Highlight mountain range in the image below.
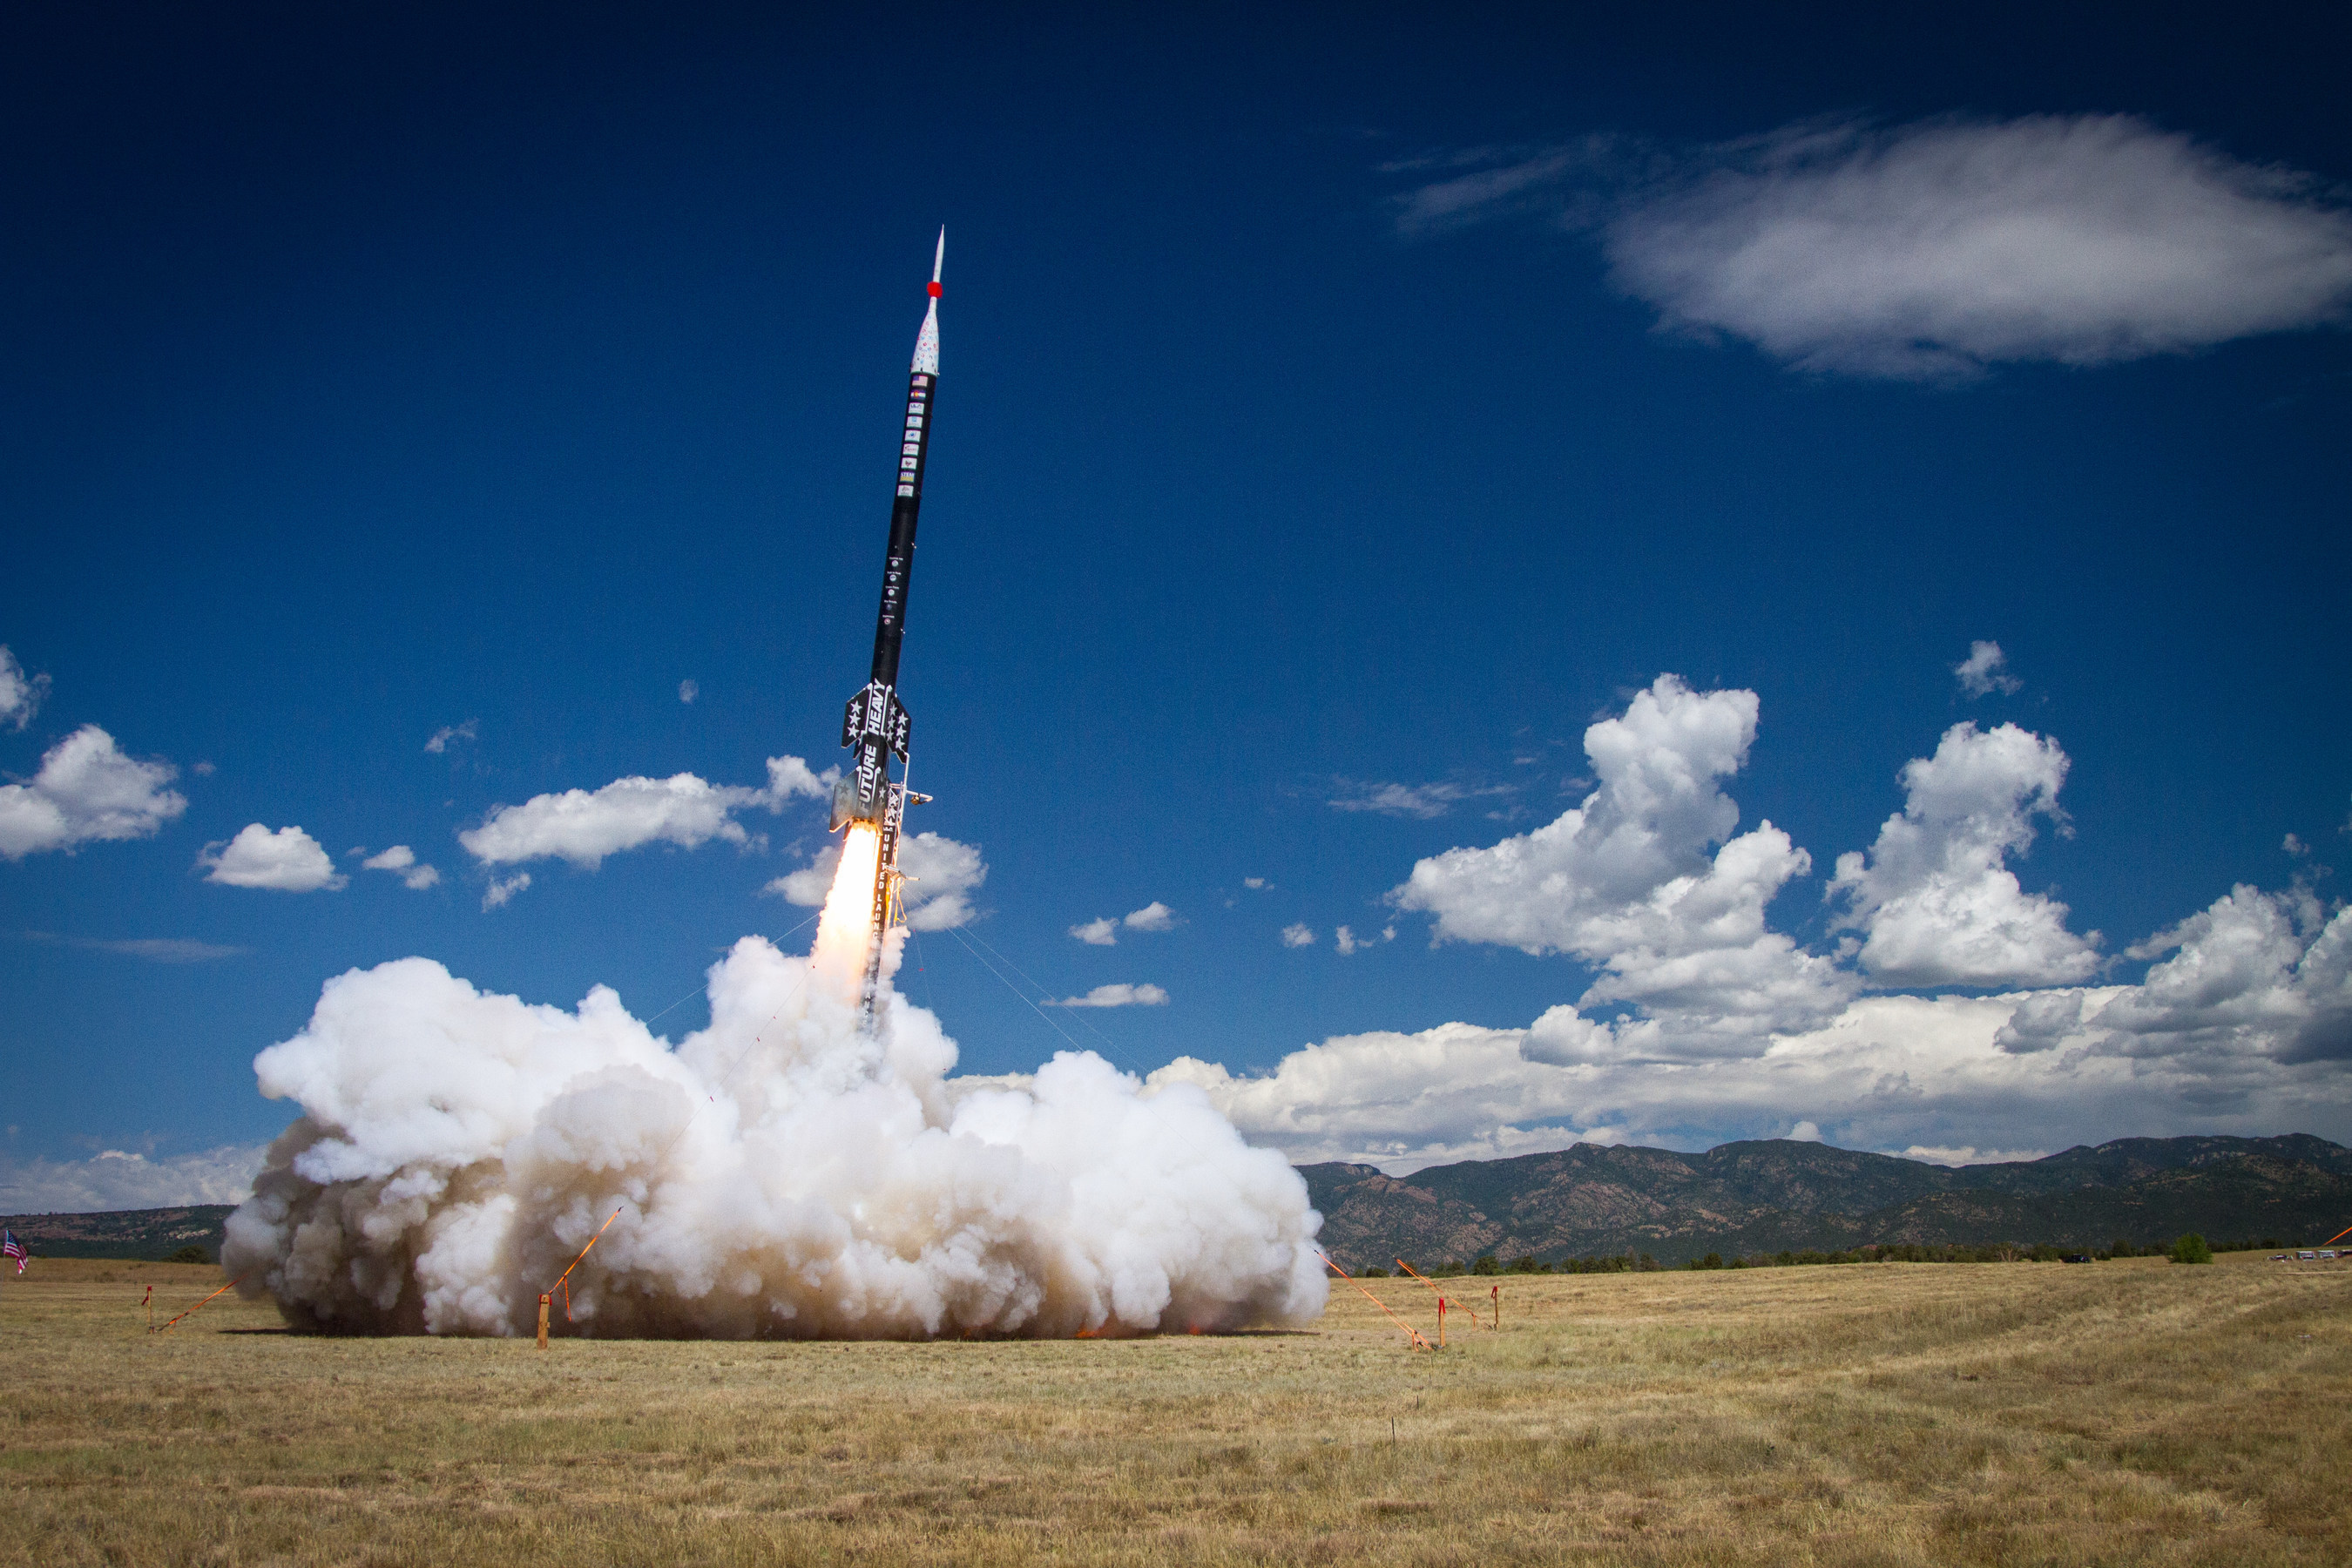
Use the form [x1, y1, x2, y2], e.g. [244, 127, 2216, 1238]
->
[9, 1134, 2349, 1273]
[1302, 1134, 2352, 1269]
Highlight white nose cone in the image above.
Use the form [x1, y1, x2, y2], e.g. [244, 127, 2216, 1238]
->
[912, 226, 943, 375]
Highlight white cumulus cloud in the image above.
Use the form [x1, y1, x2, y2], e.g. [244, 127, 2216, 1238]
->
[460, 756, 834, 871]
[1053, 983, 1170, 1009]
[1281, 923, 1316, 949]
[764, 830, 986, 932]
[1153, 966, 2352, 1173]
[0, 645, 52, 732]
[199, 824, 346, 892]
[1829, 722, 2100, 988]
[1403, 114, 2352, 379]
[0, 726, 187, 861]
[1394, 675, 1849, 1060]
[362, 844, 442, 890]
[1997, 884, 2352, 1067]
[0, 1143, 269, 1212]
[1071, 901, 1179, 944]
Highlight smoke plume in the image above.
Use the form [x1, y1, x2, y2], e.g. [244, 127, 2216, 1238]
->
[222, 860, 1326, 1338]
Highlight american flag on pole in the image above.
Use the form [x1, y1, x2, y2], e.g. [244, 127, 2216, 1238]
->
[2, 1230, 25, 1275]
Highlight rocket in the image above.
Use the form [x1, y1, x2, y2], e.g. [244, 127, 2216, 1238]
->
[833, 227, 943, 834]
[832, 230, 943, 1014]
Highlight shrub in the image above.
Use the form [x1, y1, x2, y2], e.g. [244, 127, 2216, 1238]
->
[2169, 1233, 2213, 1266]
[1507, 1254, 1544, 1274]
[1359, 1267, 1387, 1279]
[1471, 1254, 1501, 1276]
[163, 1245, 210, 1266]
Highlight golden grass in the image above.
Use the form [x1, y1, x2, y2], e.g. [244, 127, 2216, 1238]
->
[4, 1252, 2349, 1565]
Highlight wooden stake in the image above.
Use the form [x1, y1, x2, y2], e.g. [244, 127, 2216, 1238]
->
[1492, 1283, 1501, 1329]
[537, 1294, 551, 1349]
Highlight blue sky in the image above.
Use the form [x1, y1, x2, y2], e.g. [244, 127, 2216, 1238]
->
[5, 3, 2350, 1206]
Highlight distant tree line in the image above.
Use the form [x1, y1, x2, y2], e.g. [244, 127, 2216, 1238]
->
[1359, 1232, 2259, 1277]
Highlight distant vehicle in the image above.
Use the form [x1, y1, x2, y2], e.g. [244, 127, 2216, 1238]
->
[2060, 1254, 2092, 1264]
[2297, 1251, 2317, 1260]
[2272, 1254, 2291, 1261]
[2321, 1250, 2340, 1260]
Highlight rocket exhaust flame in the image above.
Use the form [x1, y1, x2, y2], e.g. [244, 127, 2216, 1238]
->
[814, 822, 885, 995]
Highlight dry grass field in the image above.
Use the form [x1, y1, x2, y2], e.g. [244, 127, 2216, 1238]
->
[4, 1253, 2349, 1565]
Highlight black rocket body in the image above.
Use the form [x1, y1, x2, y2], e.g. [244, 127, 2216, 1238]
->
[831, 234, 943, 836]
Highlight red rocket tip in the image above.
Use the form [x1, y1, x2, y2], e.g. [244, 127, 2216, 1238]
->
[927, 281, 943, 298]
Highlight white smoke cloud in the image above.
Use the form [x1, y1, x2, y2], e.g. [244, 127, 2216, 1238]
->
[1829, 722, 2100, 988]
[460, 757, 835, 871]
[0, 1143, 268, 1212]
[1954, 640, 2021, 697]
[0, 725, 188, 861]
[1052, 983, 1170, 1009]
[222, 921, 1321, 1338]
[0, 645, 51, 732]
[1402, 114, 2352, 379]
[362, 844, 441, 890]
[767, 831, 986, 932]
[199, 824, 347, 892]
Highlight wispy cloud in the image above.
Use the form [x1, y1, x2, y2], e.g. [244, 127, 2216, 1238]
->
[1328, 780, 1511, 820]
[1397, 114, 2352, 379]
[21, 932, 248, 963]
[424, 719, 477, 754]
[1050, 983, 1170, 1009]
